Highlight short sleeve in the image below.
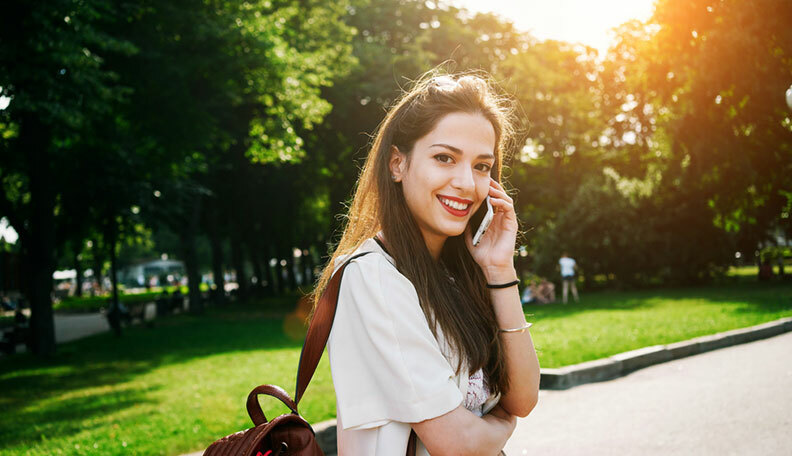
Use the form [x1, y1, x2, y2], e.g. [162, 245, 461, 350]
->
[328, 253, 463, 431]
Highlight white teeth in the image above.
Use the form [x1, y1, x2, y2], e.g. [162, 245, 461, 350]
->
[440, 197, 470, 211]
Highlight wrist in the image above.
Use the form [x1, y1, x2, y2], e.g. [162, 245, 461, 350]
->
[483, 265, 518, 284]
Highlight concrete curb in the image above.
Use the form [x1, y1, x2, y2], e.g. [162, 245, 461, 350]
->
[540, 316, 792, 389]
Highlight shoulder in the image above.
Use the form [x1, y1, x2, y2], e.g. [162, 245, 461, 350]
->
[333, 238, 404, 286]
[331, 241, 425, 332]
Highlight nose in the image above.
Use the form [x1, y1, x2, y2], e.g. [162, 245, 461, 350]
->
[450, 164, 476, 195]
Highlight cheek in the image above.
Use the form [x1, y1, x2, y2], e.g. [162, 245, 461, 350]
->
[476, 176, 490, 199]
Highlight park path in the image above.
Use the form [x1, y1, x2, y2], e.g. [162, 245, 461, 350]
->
[2, 308, 110, 345]
[54, 312, 110, 343]
[53, 301, 161, 344]
[5, 305, 157, 349]
[504, 330, 792, 455]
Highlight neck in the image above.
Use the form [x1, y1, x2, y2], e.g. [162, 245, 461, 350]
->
[421, 231, 446, 262]
[379, 231, 445, 261]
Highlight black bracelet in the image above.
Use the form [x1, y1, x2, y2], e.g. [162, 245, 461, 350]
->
[486, 279, 520, 289]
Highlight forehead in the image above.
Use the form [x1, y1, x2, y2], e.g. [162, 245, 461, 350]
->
[415, 112, 496, 157]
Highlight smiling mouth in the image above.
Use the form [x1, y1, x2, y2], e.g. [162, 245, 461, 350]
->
[437, 195, 472, 216]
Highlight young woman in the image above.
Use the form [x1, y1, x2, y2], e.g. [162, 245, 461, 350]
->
[314, 72, 541, 455]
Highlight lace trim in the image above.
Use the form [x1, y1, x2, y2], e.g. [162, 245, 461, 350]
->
[464, 368, 490, 412]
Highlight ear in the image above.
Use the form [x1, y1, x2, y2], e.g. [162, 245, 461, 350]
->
[389, 145, 407, 182]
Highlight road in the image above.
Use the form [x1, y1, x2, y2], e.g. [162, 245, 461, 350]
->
[504, 331, 792, 455]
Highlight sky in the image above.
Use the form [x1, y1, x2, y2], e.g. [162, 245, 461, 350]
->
[451, 0, 657, 55]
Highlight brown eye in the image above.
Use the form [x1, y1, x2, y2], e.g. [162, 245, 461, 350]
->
[476, 163, 492, 172]
[434, 154, 452, 163]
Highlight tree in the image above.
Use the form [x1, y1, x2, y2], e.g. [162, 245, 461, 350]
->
[0, 0, 135, 354]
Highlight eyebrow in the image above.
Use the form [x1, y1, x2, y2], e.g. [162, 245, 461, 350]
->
[430, 143, 495, 160]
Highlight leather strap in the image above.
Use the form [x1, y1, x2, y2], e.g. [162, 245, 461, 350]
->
[247, 384, 299, 426]
[294, 251, 374, 405]
[292, 248, 418, 456]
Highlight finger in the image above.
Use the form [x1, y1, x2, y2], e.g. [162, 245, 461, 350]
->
[489, 179, 514, 203]
[489, 178, 507, 192]
[488, 196, 515, 215]
[488, 185, 513, 204]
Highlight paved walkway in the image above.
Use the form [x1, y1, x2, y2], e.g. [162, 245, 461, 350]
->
[54, 312, 110, 343]
[3, 302, 160, 350]
[504, 331, 792, 455]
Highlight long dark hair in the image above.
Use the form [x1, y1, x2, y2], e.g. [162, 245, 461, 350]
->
[314, 70, 516, 397]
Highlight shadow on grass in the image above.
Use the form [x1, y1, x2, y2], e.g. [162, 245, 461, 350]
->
[0, 383, 158, 448]
[0, 300, 305, 450]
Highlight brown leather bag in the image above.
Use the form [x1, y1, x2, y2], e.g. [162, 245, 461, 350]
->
[204, 251, 419, 456]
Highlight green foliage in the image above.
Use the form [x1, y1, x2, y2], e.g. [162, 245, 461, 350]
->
[630, 0, 791, 250]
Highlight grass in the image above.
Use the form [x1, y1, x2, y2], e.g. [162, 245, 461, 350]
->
[54, 285, 208, 313]
[1, 280, 790, 456]
[726, 265, 759, 279]
[526, 280, 791, 366]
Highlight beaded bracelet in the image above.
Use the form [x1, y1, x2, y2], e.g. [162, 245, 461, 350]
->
[486, 279, 520, 289]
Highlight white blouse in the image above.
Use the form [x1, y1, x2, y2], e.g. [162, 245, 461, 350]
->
[327, 238, 500, 455]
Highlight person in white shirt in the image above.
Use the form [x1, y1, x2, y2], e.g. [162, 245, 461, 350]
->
[558, 252, 579, 304]
[311, 72, 541, 455]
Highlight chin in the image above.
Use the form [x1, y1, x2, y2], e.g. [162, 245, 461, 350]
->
[440, 223, 468, 238]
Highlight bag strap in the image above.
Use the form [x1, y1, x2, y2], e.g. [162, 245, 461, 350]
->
[294, 250, 373, 405]
[293, 248, 418, 456]
[247, 384, 298, 426]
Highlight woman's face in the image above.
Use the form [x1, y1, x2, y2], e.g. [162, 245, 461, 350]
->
[390, 112, 497, 256]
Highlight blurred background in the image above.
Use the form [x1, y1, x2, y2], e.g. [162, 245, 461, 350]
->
[0, 0, 790, 454]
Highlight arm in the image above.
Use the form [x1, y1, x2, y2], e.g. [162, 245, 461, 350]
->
[412, 403, 516, 456]
[467, 179, 541, 418]
[485, 265, 541, 417]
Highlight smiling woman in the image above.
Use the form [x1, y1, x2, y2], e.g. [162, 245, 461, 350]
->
[312, 72, 541, 455]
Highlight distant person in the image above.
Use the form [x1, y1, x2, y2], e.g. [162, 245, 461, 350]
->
[1, 295, 16, 312]
[559, 252, 579, 303]
[538, 279, 556, 304]
[521, 284, 534, 305]
[171, 288, 184, 312]
[156, 290, 170, 316]
[758, 260, 773, 281]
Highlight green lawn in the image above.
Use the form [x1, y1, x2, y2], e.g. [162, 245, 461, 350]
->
[54, 285, 209, 313]
[1, 280, 790, 456]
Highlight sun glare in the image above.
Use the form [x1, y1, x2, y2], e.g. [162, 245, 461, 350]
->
[452, 0, 657, 54]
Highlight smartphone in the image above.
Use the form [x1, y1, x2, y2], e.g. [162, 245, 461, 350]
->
[471, 196, 494, 246]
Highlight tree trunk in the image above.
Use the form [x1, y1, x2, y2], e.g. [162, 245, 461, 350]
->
[250, 244, 265, 295]
[302, 247, 315, 287]
[74, 248, 83, 298]
[286, 253, 297, 291]
[182, 198, 203, 314]
[273, 246, 286, 294]
[92, 238, 103, 296]
[207, 215, 226, 306]
[109, 228, 121, 319]
[263, 245, 277, 296]
[230, 234, 248, 302]
[26, 115, 56, 356]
